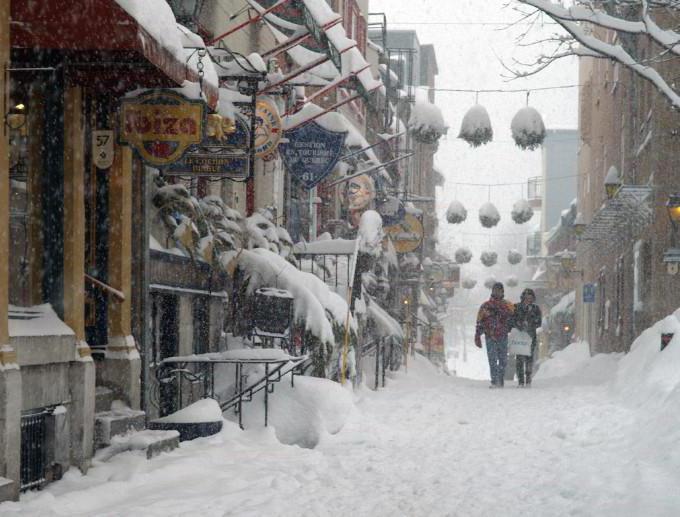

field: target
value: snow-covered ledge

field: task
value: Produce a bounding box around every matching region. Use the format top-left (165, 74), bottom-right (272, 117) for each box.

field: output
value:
top-left (8, 305), bottom-right (78, 366)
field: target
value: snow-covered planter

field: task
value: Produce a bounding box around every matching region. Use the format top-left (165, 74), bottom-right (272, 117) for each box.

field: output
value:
top-left (511, 199), bottom-right (534, 224)
top-left (479, 202), bottom-right (500, 228)
top-left (481, 251), bottom-right (498, 267)
top-left (458, 104), bottom-right (493, 147)
top-left (462, 278), bottom-right (477, 289)
top-left (408, 100), bottom-right (448, 144)
top-left (484, 277), bottom-right (498, 289)
top-left (446, 201), bottom-right (467, 224)
top-left (506, 276), bottom-right (519, 288)
top-left (507, 249), bottom-right (523, 265)
top-left (454, 247), bottom-right (473, 264)
top-left (511, 106), bottom-right (546, 150)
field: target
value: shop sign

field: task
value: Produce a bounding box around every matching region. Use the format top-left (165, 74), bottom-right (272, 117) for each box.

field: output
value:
top-left (279, 121), bottom-right (347, 189)
top-left (119, 90), bottom-right (205, 167)
top-left (239, 99), bottom-right (282, 159)
top-left (164, 114), bottom-right (250, 179)
top-left (92, 130), bottom-right (114, 169)
top-left (583, 283), bottom-right (596, 303)
top-left (384, 213), bottom-right (424, 254)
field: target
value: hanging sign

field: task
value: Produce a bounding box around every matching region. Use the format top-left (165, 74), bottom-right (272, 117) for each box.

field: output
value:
top-left (279, 121), bottom-right (347, 189)
top-left (92, 130), bottom-right (114, 169)
top-left (583, 283), bottom-right (596, 304)
top-left (238, 98), bottom-right (282, 159)
top-left (119, 90), bottom-right (205, 167)
top-left (164, 114), bottom-right (250, 179)
top-left (384, 213), bottom-right (424, 254)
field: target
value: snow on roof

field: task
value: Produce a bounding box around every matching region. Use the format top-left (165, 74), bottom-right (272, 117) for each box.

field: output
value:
top-left (9, 304), bottom-right (75, 338)
top-left (114, 0), bottom-right (183, 60)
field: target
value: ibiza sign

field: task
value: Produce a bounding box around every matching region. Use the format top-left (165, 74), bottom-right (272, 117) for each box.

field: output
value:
top-left (279, 122), bottom-right (347, 189)
top-left (119, 90), bottom-right (205, 167)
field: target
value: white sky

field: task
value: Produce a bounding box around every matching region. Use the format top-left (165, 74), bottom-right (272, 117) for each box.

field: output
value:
top-left (371, 0), bottom-right (578, 310)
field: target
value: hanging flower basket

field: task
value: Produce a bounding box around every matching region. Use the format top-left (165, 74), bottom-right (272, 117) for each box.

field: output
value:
top-left (458, 104), bottom-right (493, 147)
top-left (506, 276), bottom-right (519, 288)
top-left (507, 249), bottom-right (523, 265)
top-left (484, 277), bottom-right (498, 289)
top-left (446, 201), bottom-right (467, 224)
top-left (511, 106), bottom-right (546, 151)
top-left (454, 247), bottom-right (473, 264)
top-left (511, 199), bottom-right (534, 224)
top-left (408, 101), bottom-right (448, 144)
top-left (462, 278), bottom-right (477, 289)
top-left (481, 251), bottom-right (498, 267)
top-left (479, 202), bottom-right (500, 228)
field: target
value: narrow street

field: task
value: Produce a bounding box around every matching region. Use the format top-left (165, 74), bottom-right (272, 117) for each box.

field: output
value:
top-left (3, 353), bottom-right (677, 517)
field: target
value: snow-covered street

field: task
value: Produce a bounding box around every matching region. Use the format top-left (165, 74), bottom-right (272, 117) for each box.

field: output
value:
top-left (3, 338), bottom-right (679, 517)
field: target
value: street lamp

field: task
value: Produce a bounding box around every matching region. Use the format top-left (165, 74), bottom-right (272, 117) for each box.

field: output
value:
top-left (573, 212), bottom-right (586, 237)
top-left (604, 165), bottom-right (622, 200)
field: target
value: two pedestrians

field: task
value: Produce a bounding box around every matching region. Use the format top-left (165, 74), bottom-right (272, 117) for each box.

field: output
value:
top-left (474, 283), bottom-right (515, 388)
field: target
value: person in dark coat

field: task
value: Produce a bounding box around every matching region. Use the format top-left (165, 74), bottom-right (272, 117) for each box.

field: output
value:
top-left (475, 283), bottom-right (515, 388)
top-left (512, 288), bottom-right (542, 387)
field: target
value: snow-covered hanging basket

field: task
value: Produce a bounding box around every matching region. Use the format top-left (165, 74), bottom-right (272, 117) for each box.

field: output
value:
top-left (458, 104), bottom-right (493, 147)
top-left (446, 201), bottom-right (467, 224)
top-left (479, 202), bottom-right (500, 228)
top-left (408, 100), bottom-right (448, 144)
top-left (462, 278), bottom-right (477, 290)
top-left (511, 199), bottom-right (534, 224)
top-left (511, 106), bottom-right (546, 151)
top-left (481, 251), bottom-right (498, 267)
top-left (484, 277), bottom-right (498, 289)
top-left (454, 247), bottom-right (473, 264)
top-left (507, 249), bottom-right (523, 265)
top-left (506, 276), bottom-right (519, 288)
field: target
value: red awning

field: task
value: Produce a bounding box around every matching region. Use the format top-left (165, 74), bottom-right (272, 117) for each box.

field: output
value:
top-left (10, 0), bottom-right (218, 110)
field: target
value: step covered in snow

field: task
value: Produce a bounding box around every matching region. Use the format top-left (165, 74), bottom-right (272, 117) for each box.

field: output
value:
top-left (95, 429), bottom-right (180, 462)
top-left (94, 401), bottom-right (145, 449)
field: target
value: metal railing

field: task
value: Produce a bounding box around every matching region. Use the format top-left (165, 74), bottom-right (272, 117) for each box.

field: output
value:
top-left (20, 409), bottom-right (49, 491)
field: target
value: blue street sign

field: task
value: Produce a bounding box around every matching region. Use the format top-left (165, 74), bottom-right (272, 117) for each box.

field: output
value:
top-left (280, 122), bottom-right (347, 189)
top-left (583, 283), bottom-right (596, 303)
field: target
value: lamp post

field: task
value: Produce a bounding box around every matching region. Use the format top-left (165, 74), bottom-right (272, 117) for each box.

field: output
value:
top-left (604, 165), bottom-right (622, 200)
top-left (663, 193), bottom-right (680, 275)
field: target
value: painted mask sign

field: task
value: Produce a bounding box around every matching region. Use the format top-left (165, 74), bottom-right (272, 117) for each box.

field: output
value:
top-left (119, 90), bottom-right (205, 167)
top-left (279, 122), bottom-right (347, 189)
top-left (165, 114), bottom-right (250, 179)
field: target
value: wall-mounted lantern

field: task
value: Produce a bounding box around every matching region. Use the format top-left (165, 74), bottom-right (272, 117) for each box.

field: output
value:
top-left (663, 194), bottom-right (680, 275)
top-left (604, 165), bottom-right (622, 200)
top-left (573, 212), bottom-right (586, 237)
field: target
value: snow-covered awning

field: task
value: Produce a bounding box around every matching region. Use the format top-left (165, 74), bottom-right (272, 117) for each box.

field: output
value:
top-left (11, 0), bottom-right (219, 110)
top-left (581, 186), bottom-right (653, 244)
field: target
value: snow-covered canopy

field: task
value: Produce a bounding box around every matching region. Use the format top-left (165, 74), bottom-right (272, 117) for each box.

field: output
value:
top-left (458, 104), bottom-right (493, 147)
top-left (550, 290), bottom-right (576, 318)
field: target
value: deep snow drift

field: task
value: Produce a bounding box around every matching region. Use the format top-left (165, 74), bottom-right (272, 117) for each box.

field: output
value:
top-left (3, 311), bottom-right (680, 516)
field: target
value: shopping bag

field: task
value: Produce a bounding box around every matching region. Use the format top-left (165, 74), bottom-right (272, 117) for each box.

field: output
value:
top-left (508, 328), bottom-right (532, 356)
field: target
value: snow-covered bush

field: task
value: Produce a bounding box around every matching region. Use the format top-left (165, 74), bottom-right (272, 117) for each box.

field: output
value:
top-left (246, 213), bottom-right (280, 253)
top-left (511, 106), bottom-right (546, 151)
top-left (507, 249), bottom-right (523, 265)
top-left (408, 100), bottom-right (448, 144)
top-left (481, 251), bottom-right (498, 267)
top-left (484, 277), bottom-right (498, 289)
top-left (506, 275), bottom-right (519, 287)
top-left (454, 247), bottom-right (473, 264)
top-left (511, 199), bottom-right (534, 224)
top-left (446, 200), bottom-right (467, 224)
top-left (462, 278), bottom-right (477, 289)
top-left (479, 202), bottom-right (500, 228)
top-left (458, 104), bottom-right (493, 147)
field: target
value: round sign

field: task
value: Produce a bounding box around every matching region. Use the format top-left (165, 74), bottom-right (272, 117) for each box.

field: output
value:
top-left (384, 213), bottom-right (424, 254)
top-left (254, 99), bottom-right (282, 158)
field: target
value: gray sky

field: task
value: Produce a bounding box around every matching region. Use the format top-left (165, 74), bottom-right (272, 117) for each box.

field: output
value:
top-left (371, 0), bottom-right (578, 303)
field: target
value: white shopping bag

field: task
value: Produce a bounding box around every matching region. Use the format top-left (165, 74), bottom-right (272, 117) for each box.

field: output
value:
top-left (508, 328), bottom-right (533, 356)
